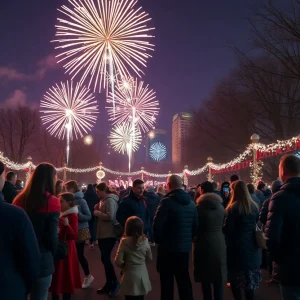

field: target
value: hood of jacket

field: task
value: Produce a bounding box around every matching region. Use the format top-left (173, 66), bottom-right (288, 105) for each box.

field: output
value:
top-left (122, 236), bottom-right (148, 251)
top-left (281, 177), bottom-right (300, 196)
top-left (104, 193), bottom-right (119, 203)
top-left (165, 189), bottom-right (192, 205)
top-left (197, 192), bottom-right (222, 210)
top-left (74, 191), bottom-right (84, 199)
top-left (61, 205), bottom-right (78, 216)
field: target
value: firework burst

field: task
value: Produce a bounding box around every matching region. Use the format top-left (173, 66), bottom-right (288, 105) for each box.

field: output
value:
top-left (106, 78), bottom-right (159, 133)
top-left (54, 0), bottom-right (155, 92)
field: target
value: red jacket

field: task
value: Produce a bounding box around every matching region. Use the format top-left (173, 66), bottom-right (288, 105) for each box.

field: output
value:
top-left (50, 206), bottom-right (81, 295)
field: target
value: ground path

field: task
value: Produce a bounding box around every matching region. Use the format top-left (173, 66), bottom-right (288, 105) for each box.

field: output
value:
top-left (53, 244), bottom-right (281, 300)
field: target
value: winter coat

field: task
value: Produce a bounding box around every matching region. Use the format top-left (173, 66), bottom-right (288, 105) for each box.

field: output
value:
top-left (0, 193), bottom-right (40, 300)
top-left (117, 190), bottom-right (150, 230)
top-left (115, 236), bottom-right (152, 296)
top-left (153, 189), bottom-right (198, 253)
top-left (95, 193), bottom-right (119, 239)
top-left (2, 181), bottom-right (18, 204)
top-left (265, 177), bottom-right (300, 286)
top-left (13, 192), bottom-right (60, 277)
top-left (259, 197), bottom-right (270, 226)
top-left (145, 191), bottom-right (160, 218)
top-left (255, 190), bottom-right (265, 207)
top-left (250, 193), bottom-right (261, 209)
top-left (84, 186), bottom-right (99, 216)
top-left (193, 193), bottom-right (227, 283)
top-left (74, 191), bottom-right (91, 230)
top-left (223, 203), bottom-right (261, 272)
top-left (50, 206), bottom-right (81, 294)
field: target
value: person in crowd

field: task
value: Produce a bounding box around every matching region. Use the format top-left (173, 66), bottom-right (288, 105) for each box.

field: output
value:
top-left (257, 181), bottom-right (272, 199)
top-left (193, 180), bottom-right (226, 300)
top-left (94, 182), bottom-right (120, 296)
top-left (220, 181), bottom-right (230, 208)
top-left (156, 186), bottom-right (165, 200)
top-left (50, 193), bottom-right (81, 300)
top-left (84, 184), bottom-right (99, 248)
top-left (188, 186), bottom-right (196, 200)
top-left (259, 179), bottom-right (282, 284)
top-left (15, 179), bottom-right (23, 191)
top-left (266, 154), bottom-right (300, 299)
top-left (194, 183), bottom-right (201, 202)
top-left (153, 175), bottom-right (198, 300)
top-left (230, 174), bottom-right (239, 184)
top-left (254, 182), bottom-right (265, 204)
top-left (55, 180), bottom-right (64, 197)
top-left (247, 183), bottom-right (262, 209)
top-left (144, 185), bottom-right (160, 246)
top-left (117, 179), bottom-right (149, 233)
top-left (65, 180), bottom-right (94, 289)
top-left (212, 181), bottom-right (221, 196)
top-left (115, 216), bottom-right (152, 300)
top-left (119, 185), bottom-right (127, 201)
top-left (13, 163), bottom-right (61, 300)
top-left (0, 161), bottom-right (40, 300)
top-left (2, 171), bottom-right (18, 203)
top-left (223, 180), bottom-right (261, 300)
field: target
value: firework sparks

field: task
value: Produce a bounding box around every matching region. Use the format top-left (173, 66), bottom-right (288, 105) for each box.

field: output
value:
top-left (149, 142), bottom-right (167, 161)
top-left (109, 123), bottom-right (141, 155)
top-left (106, 78), bottom-right (159, 133)
top-left (53, 0), bottom-right (155, 92)
top-left (40, 81), bottom-right (98, 164)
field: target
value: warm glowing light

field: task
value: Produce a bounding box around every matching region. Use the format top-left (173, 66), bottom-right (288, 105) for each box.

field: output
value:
top-left (40, 81), bottom-right (99, 140)
top-left (84, 135), bottom-right (93, 145)
top-left (148, 131), bottom-right (155, 139)
top-left (109, 124), bottom-right (141, 155)
top-left (106, 78), bottom-right (159, 133)
top-left (54, 0), bottom-right (154, 92)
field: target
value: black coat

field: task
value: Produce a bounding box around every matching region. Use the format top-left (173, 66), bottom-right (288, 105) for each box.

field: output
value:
top-left (266, 177), bottom-right (300, 286)
top-left (223, 203), bottom-right (261, 272)
top-left (2, 181), bottom-right (18, 204)
top-left (259, 197), bottom-right (270, 226)
top-left (84, 186), bottom-right (99, 221)
top-left (153, 189), bottom-right (198, 253)
top-left (193, 193), bottom-right (227, 283)
top-left (0, 194), bottom-right (40, 300)
top-left (116, 190), bottom-right (150, 230)
top-left (145, 191), bottom-right (160, 218)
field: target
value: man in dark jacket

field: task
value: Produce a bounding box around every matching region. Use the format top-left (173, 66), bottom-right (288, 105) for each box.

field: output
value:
top-left (153, 175), bottom-right (198, 300)
top-left (0, 162), bottom-right (40, 300)
top-left (116, 179), bottom-right (149, 231)
top-left (2, 171), bottom-right (18, 204)
top-left (266, 154), bottom-right (300, 299)
top-left (145, 185), bottom-right (160, 246)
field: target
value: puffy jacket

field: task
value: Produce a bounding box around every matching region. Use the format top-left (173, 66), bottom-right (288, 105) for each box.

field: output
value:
top-left (223, 203), bottom-right (261, 272)
top-left (153, 189), bottom-right (198, 253)
top-left (145, 191), bottom-right (160, 218)
top-left (117, 190), bottom-right (150, 230)
top-left (0, 193), bottom-right (40, 300)
top-left (74, 191), bottom-right (91, 230)
top-left (13, 193), bottom-right (60, 277)
top-left (265, 177), bottom-right (300, 286)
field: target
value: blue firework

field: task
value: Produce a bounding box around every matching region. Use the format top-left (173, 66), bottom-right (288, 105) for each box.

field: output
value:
top-left (149, 142), bottom-right (167, 161)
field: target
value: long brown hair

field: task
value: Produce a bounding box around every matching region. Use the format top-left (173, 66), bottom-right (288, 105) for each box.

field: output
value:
top-left (14, 163), bottom-right (56, 214)
top-left (124, 216), bottom-right (145, 247)
top-left (96, 182), bottom-right (111, 193)
top-left (226, 180), bottom-right (258, 215)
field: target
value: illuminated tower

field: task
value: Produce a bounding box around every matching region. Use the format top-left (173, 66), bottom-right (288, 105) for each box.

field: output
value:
top-left (172, 112), bottom-right (193, 166)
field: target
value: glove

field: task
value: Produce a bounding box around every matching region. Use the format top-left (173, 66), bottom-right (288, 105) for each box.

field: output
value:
top-left (64, 217), bottom-right (69, 226)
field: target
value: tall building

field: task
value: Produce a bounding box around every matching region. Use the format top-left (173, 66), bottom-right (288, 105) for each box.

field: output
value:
top-left (172, 112), bottom-right (193, 165)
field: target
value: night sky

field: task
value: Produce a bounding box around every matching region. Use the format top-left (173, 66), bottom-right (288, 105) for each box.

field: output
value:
top-left (0, 0), bottom-right (277, 165)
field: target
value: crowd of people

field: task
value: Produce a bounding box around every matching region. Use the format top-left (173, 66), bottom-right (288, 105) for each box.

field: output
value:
top-left (1, 153), bottom-right (300, 300)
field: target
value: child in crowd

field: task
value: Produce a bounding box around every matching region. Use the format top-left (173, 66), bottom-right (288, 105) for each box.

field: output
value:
top-left (115, 216), bottom-right (152, 300)
top-left (50, 193), bottom-right (81, 300)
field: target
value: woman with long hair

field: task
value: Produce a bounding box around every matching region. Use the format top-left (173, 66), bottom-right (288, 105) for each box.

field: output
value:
top-left (65, 180), bottom-right (93, 289)
top-left (95, 182), bottom-right (120, 296)
top-left (223, 180), bottom-right (261, 300)
top-left (13, 163), bottom-right (61, 300)
top-left (115, 216), bottom-right (152, 300)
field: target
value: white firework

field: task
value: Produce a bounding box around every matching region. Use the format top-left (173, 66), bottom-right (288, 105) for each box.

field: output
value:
top-left (149, 142), bottom-right (167, 161)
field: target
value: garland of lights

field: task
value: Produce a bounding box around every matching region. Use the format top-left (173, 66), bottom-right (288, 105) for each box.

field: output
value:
top-left (1, 134), bottom-right (300, 178)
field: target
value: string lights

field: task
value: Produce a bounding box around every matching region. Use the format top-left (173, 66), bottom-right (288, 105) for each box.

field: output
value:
top-left (1, 134), bottom-right (300, 178)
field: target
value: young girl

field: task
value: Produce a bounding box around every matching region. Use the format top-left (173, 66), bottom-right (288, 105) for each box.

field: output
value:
top-left (50, 193), bottom-right (82, 300)
top-left (115, 216), bottom-right (152, 300)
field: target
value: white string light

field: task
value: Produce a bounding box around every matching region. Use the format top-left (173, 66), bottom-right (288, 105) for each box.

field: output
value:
top-left (1, 134), bottom-right (299, 176)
